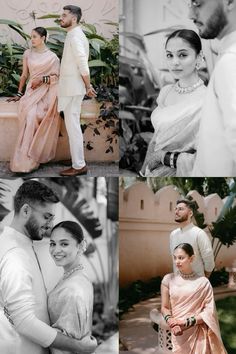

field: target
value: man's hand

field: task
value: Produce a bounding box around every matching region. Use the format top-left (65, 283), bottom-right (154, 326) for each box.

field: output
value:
top-left (86, 85), bottom-right (97, 98)
top-left (31, 77), bottom-right (43, 90)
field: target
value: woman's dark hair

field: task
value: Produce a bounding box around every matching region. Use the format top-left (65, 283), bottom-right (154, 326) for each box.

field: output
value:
top-left (165, 29), bottom-right (202, 54)
top-left (174, 243), bottom-right (194, 257)
top-left (32, 27), bottom-right (47, 40)
top-left (51, 221), bottom-right (84, 244)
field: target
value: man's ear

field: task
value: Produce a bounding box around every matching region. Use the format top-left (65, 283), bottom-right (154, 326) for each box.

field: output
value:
top-left (21, 203), bottom-right (30, 218)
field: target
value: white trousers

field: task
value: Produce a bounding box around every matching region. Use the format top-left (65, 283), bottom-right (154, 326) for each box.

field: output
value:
top-left (63, 95), bottom-right (85, 169)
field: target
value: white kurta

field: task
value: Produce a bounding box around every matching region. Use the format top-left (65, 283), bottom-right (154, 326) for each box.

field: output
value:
top-left (192, 31), bottom-right (236, 176)
top-left (170, 223), bottom-right (215, 276)
top-left (0, 226), bottom-right (57, 354)
top-left (58, 25), bottom-right (90, 110)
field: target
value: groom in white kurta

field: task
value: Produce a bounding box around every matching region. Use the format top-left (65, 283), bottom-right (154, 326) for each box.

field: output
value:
top-left (58, 5), bottom-right (96, 177)
top-left (170, 199), bottom-right (215, 277)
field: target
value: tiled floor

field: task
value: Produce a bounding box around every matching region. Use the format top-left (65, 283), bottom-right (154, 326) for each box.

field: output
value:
top-left (0, 161), bottom-right (119, 178)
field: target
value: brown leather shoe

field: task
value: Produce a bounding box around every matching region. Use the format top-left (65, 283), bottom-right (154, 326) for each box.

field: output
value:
top-left (60, 166), bottom-right (88, 176)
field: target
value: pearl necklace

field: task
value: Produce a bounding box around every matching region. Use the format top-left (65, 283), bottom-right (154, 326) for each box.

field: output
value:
top-left (178, 270), bottom-right (196, 279)
top-left (63, 264), bottom-right (84, 280)
top-left (174, 78), bottom-right (204, 94)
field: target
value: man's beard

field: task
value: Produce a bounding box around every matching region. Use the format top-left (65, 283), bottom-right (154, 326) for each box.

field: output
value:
top-left (60, 20), bottom-right (72, 28)
top-left (25, 215), bottom-right (46, 240)
top-left (175, 214), bottom-right (189, 223)
top-left (198, 4), bottom-right (228, 39)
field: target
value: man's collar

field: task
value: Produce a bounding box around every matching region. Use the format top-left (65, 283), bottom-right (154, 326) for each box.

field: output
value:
top-left (4, 226), bottom-right (32, 245)
top-left (180, 222), bottom-right (194, 232)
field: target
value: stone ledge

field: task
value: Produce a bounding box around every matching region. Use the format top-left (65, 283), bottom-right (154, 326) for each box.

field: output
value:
top-left (0, 97), bottom-right (118, 162)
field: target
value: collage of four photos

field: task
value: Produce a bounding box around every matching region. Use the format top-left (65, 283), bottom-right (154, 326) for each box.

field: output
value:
top-left (0, 0), bottom-right (236, 353)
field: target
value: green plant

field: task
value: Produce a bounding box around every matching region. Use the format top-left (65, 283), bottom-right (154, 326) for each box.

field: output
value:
top-left (0, 17), bottom-right (118, 97)
top-left (0, 43), bottom-right (24, 96)
top-left (82, 101), bottom-right (119, 155)
top-left (119, 276), bottom-right (162, 318)
top-left (209, 268), bottom-right (229, 287)
top-left (216, 296), bottom-right (236, 354)
top-left (0, 181), bottom-right (10, 221)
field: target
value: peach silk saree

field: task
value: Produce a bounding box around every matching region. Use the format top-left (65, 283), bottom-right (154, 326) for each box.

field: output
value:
top-left (10, 49), bottom-right (61, 173)
top-left (162, 273), bottom-right (227, 354)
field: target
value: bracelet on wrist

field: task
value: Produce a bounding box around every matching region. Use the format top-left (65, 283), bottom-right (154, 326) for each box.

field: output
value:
top-left (185, 315), bottom-right (196, 328)
top-left (163, 314), bottom-right (172, 322)
top-left (17, 91), bottom-right (23, 97)
top-left (163, 152), bottom-right (180, 168)
top-left (42, 75), bottom-right (50, 84)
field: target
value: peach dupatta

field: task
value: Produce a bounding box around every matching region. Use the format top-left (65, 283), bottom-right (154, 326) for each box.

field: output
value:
top-left (162, 273), bottom-right (227, 354)
top-left (10, 49), bottom-right (61, 173)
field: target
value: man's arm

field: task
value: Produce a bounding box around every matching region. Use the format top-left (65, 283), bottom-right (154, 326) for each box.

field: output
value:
top-left (215, 53), bottom-right (236, 160)
top-left (0, 250), bottom-right (97, 353)
top-left (70, 34), bottom-right (96, 97)
top-left (197, 229), bottom-right (215, 275)
top-left (51, 332), bottom-right (97, 353)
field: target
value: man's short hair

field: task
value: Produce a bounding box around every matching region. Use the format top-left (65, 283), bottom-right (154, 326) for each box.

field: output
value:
top-left (176, 198), bottom-right (198, 212)
top-left (14, 180), bottom-right (59, 214)
top-left (63, 5), bottom-right (82, 23)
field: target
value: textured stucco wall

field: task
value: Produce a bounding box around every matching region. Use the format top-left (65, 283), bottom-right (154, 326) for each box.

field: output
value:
top-left (0, 0), bottom-right (118, 44)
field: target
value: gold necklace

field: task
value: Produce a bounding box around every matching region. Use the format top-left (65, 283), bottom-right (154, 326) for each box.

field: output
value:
top-left (178, 270), bottom-right (196, 279)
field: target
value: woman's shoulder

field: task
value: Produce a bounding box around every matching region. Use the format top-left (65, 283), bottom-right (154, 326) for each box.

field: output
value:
top-left (157, 84), bottom-right (173, 105)
top-left (23, 49), bottom-right (31, 58)
top-left (158, 84), bottom-right (173, 96)
top-left (162, 273), bottom-right (175, 285)
top-left (48, 49), bottom-right (60, 60)
top-left (195, 275), bottom-right (211, 288)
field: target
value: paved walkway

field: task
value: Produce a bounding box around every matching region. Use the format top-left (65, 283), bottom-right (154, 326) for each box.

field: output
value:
top-left (0, 161), bottom-right (119, 177)
top-left (119, 286), bottom-right (236, 354)
top-left (96, 332), bottom-right (118, 354)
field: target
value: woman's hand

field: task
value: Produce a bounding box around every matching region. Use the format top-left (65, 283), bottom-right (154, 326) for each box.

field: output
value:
top-left (6, 96), bottom-right (21, 102)
top-left (145, 150), bottom-right (165, 172)
top-left (78, 335), bottom-right (97, 353)
top-left (31, 77), bottom-right (43, 90)
top-left (167, 317), bottom-right (179, 328)
top-left (171, 325), bottom-right (183, 336)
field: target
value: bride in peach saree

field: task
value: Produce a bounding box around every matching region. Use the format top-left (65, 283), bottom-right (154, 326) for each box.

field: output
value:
top-left (9, 27), bottom-right (61, 173)
top-left (161, 243), bottom-right (227, 354)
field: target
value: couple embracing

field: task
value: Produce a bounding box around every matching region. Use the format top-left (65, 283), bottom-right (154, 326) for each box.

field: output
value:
top-left (8, 5), bottom-right (96, 176)
top-left (0, 180), bottom-right (97, 354)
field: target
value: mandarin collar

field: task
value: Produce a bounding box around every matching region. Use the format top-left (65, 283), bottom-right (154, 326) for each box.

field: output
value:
top-left (67, 25), bottom-right (81, 35)
top-left (180, 222), bottom-right (194, 232)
